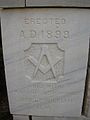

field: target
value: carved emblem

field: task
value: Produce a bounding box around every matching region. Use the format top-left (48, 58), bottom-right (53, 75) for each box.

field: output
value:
top-left (24, 39), bottom-right (64, 81)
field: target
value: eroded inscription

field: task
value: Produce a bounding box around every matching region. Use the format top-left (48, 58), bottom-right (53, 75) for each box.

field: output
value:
top-left (2, 9), bottom-right (88, 116)
top-left (21, 16), bottom-right (68, 82)
top-left (24, 17), bottom-right (66, 25)
top-left (20, 17), bottom-right (69, 39)
top-left (19, 15), bottom-right (72, 110)
top-left (20, 30), bottom-right (69, 39)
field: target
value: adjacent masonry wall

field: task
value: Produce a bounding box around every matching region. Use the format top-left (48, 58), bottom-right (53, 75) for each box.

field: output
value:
top-left (0, 0), bottom-right (25, 7)
top-left (26, 0), bottom-right (90, 7)
top-left (0, 0), bottom-right (90, 7)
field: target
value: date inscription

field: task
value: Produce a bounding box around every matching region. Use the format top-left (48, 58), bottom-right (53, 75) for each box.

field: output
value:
top-left (20, 17), bottom-right (70, 40)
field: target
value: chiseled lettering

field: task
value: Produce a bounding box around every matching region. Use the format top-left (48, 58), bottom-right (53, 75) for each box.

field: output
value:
top-left (24, 17), bottom-right (66, 25)
top-left (31, 18), bottom-right (35, 24)
top-left (61, 18), bottom-right (66, 24)
top-left (36, 18), bottom-right (41, 24)
top-left (47, 30), bottom-right (53, 38)
top-left (30, 30), bottom-right (36, 38)
top-left (24, 17), bottom-right (29, 24)
top-left (64, 31), bottom-right (69, 38)
top-left (55, 18), bottom-right (60, 25)
top-left (20, 30), bottom-right (69, 39)
top-left (20, 30), bottom-right (25, 38)
top-left (55, 30), bottom-right (61, 38)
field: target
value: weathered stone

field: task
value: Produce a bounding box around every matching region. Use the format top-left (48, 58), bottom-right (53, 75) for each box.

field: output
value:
top-left (13, 115), bottom-right (29, 120)
top-left (32, 116), bottom-right (55, 120)
top-left (26, 0), bottom-right (90, 7)
top-left (0, 0), bottom-right (25, 8)
top-left (32, 116), bottom-right (89, 120)
top-left (1, 8), bottom-right (90, 117)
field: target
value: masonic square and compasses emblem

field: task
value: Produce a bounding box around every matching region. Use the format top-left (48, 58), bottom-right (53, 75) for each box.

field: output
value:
top-left (24, 40), bottom-right (65, 82)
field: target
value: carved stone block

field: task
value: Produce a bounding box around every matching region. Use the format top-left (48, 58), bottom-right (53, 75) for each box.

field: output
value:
top-left (1, 8), bottom-right (90, 116)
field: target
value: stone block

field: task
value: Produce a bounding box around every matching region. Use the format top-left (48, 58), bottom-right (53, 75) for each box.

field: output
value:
top-left (1, 8), bottom-right (90, 117)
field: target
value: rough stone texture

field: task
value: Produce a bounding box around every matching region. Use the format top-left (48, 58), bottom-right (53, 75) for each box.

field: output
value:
top-left (26, 0), bottom-right (90, 7)
top-left (0, 0), bottom-right (25, 8)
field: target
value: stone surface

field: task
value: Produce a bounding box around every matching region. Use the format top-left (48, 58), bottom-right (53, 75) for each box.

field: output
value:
top-left (32, 116), bottom-right (89, 120)
top-left (32, 116), bottom-right (55, 120)
top-left (1, 0), bottom-right (90, 8)
top-left (0, 0), bottom-right (25, 8)
top-left (13, 115), bottom-right (29, 120)
top-left (1, 8), bottom-right (90, 116)
top-left (26, 0), bottom-right (90, 7)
